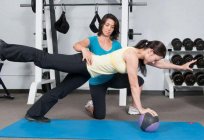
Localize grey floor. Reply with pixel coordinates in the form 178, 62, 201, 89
0, 91, 204, 140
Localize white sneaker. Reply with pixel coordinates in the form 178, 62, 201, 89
85, 100, 94, 116
85, 100, 93, 108
128, 105, 140, 115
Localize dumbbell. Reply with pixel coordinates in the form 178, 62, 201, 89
171, 54, 183, 65
183, 38, 194, 50
194, 54, 204, 68
194, 71, 204, 86
171, 38, 182, 50
183, 71, 196, 86
182, 54, 194, 68
171, 71, 184, 85
128, 29, 142, 40
194, 38, 204, 50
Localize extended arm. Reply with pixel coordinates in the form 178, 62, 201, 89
148, 59, 196, 71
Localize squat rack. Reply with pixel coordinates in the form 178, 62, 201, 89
21, 0, 147, 106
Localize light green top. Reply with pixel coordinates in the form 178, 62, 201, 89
87, 47, 134, 77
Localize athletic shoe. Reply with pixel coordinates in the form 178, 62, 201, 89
128, 105, 140, 115
85, 100, 94, 116
25, 114, 51, 123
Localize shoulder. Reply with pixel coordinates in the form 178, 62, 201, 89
112, 40, 122, 49
123, 48, 138, 62
88, 36, 98, 41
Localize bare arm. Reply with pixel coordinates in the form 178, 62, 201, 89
148, 59, 196, 71
73, 38, 90, 52
73, 38, 93, 65
124, 50, 157, 116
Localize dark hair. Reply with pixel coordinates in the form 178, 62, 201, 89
134, 40, 166, 76
97, 13, 120, 40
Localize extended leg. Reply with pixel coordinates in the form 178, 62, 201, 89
26, 73, 90, 118
0, 40, 89, 75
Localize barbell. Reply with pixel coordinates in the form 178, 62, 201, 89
128, 29, 142, 40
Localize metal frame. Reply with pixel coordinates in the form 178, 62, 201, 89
27, 0, 56, 104
20, 2, 147, 7
49, 0, 60, 85
119, 0, 129, 106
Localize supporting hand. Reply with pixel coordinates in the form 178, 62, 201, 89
81, 48, 93, 65
139, 108, 158, 116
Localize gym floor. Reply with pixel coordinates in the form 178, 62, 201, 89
0, 91, 204, 140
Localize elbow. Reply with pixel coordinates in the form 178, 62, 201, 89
73, 43, 81, 52
73, 43, 77, 50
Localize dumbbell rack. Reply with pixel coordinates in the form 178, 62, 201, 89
164, 46, 204, 99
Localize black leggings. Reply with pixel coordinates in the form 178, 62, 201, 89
90, 74, 144, 119
0, 40, 89, 76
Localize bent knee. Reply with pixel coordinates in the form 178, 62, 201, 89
93, 113, 105, 120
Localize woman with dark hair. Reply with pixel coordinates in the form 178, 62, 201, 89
0, 39, 195, 119
74, 13, 143, 117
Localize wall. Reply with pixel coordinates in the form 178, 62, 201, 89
0, 0, 203, 90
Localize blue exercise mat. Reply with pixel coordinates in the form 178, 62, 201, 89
0, 119, 204, 140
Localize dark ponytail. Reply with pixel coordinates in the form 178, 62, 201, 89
134, 39, 149, 49
133, 39, 166, 76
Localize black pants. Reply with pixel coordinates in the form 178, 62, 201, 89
90, 74, 144, 119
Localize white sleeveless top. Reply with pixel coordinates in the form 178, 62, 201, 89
87, 47, 134, 77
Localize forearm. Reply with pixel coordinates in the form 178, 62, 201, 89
161, 61, 184, 70
131, 86, 143, 112
73, 42, 87, 52
153, 59, 185, 70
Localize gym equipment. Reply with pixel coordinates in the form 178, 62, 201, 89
1, 119, 204, 139
0, 63, 14, 99
54, 11, 70, 34
182, 54, 194, 68
182, 38, 194, 50
171, 71, 184, 85
23, 1, 147, 13
195, 71, 204, 86
194, 38, 204, 50
31, 0, 36, 13
31, 0, 45, 13
183, 71, 196, 86
194, 54, 204, 68
138, 113, 159, 132
171, 38, 182, 50
171, 54, 183, 65
42, 71, 51, 93
89, 5, 101, 33
128, 29, 142, 40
